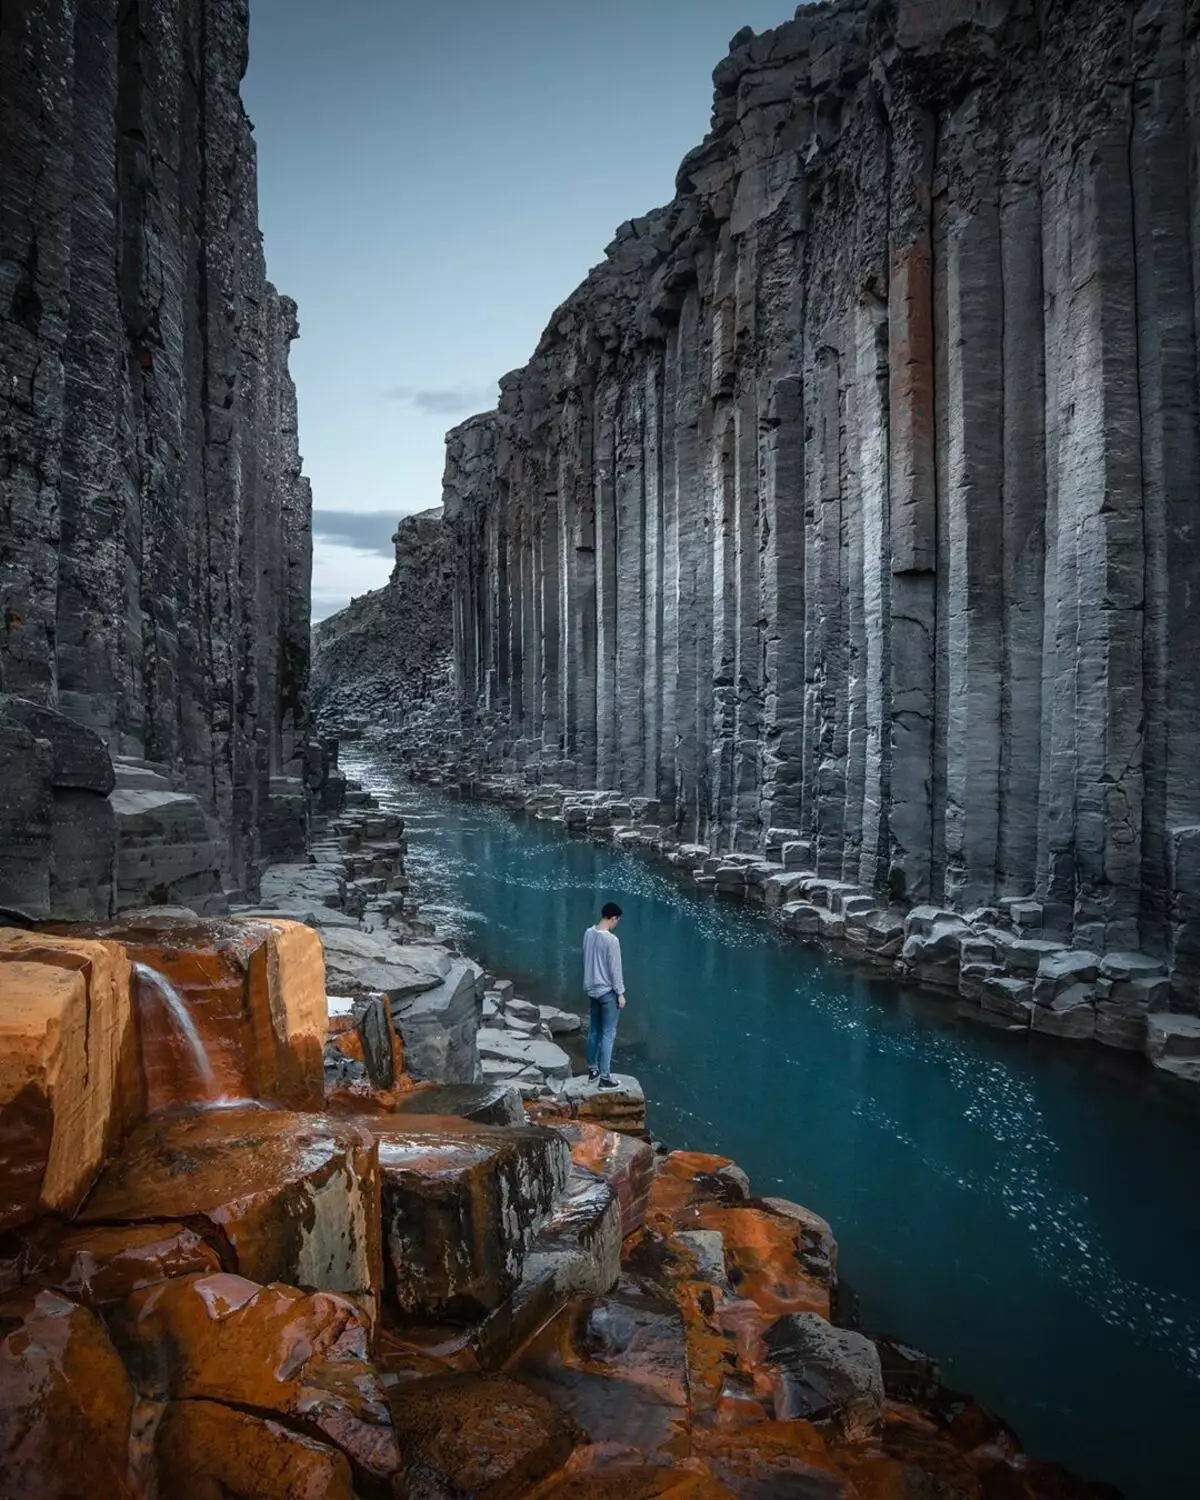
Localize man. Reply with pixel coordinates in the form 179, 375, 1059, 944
582, 901, 626, 1089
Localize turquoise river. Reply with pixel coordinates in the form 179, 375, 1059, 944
346, 749, 1200, 1500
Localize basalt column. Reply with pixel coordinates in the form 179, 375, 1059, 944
442, 0, 1200, 999
0, 0, 314, 905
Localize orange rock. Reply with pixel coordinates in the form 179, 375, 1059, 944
387, 1373, 579, 1497
552, 1121, 657, 1238
523, 1446, 735, 1499
0, 930, 137, 1228
31, 1221, 221, 1307
694, 1419, 855, 1497
875, 1404, 984, 1498
367, 1116, 569, 1323
331, 1030, 367, 1064
62, 913, 326, 1111
111, 1271, 399, 1483
155, 1397, 356, 1500
0, 1289, 137, 1498
673, 1280, 775, 1430
642, 1152, 748, 1237
509, 1287, 691, 1461
683, 1204, 831, 1320
79, 1106, 383, 1308
659, 1152, 749, 1191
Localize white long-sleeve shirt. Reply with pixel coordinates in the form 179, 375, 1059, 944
583, 926, 625, 998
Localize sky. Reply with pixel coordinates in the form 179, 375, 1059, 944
243, 0, 798, 619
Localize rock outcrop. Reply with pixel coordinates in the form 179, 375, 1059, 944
311, 505, 452, 736
442, 0, 1200, 990
0, 0, 314, 915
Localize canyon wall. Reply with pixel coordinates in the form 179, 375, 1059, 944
311, 507, 452, 735
0, 0, 313, 910
444, 0, 1200, 984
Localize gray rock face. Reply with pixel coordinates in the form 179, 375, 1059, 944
0, 0, 313, 913
437, 0, 1200, 1003
764, 1311, 885, 1443
393, 958, 484, 1083
311, 508, 453, 737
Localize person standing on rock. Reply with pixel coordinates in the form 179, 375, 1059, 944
583, 902, 626, 1089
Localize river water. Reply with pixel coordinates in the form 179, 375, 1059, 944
346, 750, 1200, 1500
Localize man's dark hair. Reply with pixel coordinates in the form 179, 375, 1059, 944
601, 902, 623, 920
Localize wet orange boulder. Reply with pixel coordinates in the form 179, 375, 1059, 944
112, 1271, 399, 1484
681, 1204, 832, 1320
523, 1448, 735, 1499
0, 1289, 137, 1498
66, 913, 327, 1111
372, 1117, 569, 1323
387, 1373, 579, 1498
553, 1121, 657, 1238
643, 1152, 749, 1234
0, 930, 137, 1228
509, 1285, 691, 1461
155, 1398, 356, 1500
694, 1419, 854, 1497
30, 1221, 220, 1307
78, 1106, 382, 1308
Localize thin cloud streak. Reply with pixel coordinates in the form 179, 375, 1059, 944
382, 383, 497, 417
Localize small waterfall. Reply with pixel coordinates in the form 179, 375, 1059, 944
132, 962, 218, 1097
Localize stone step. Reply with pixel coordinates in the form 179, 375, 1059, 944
365, 1118, 570, 1324
78, 1106, 382, 1312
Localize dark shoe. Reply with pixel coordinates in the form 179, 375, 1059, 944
587, 1068, 599, 1081
598, 1075, 620, 1089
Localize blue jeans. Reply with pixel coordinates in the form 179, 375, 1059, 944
586, 990, 620, 1077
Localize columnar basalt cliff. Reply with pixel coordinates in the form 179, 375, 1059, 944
311, 506, 452, 735
444, 0, 1200, 990
0, 0, 313, 915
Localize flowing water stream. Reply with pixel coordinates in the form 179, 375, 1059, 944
133, 962, 219, 1097
346, 749, 1200, 1500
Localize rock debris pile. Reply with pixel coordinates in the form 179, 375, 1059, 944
312, 507, 454, 740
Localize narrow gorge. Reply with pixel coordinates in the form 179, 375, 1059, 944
1, 2, 1199, 1498
443, 0, 1200, 999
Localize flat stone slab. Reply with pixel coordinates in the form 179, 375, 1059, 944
561, 1073, 646, 1134
1146, 1013, 1200, 1082
477, 1029, 571, 1081
539, 1004, 583, 1036
79, 1107, 382, 1304
392, 1081, 523, 1127
320, 929, 451, 1001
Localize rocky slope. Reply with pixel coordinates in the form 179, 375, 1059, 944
311, 506, 452, 736
442, 0, 1200, 993
0, 0, 313, 913
0, 770, 1123, 1497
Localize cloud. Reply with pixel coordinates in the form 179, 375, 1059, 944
311, 509, 398, 558
310, 538, 393, 622
382, 383, 496, 417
